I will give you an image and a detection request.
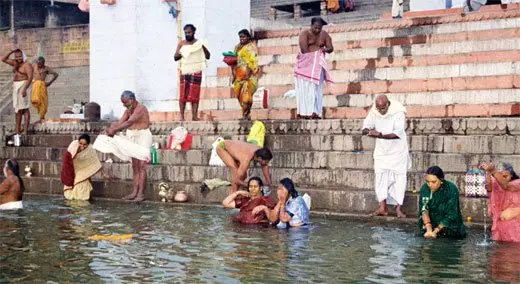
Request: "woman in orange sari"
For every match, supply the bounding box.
[233,29,259,120]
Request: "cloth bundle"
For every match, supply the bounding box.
[465,168,488,198]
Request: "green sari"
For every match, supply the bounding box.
[418,180,466,239]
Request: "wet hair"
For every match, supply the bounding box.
[247,177,264,195]
[254,148,273,161]
[184,24,196,32]
[13,49,22,54]
[311,17,328,26]
[238,29,252,39]
[426,166,445,181]
[5,159,24,192]
[280,178,298,198]
[38,56,45,63]
[78,133,90,145]
[496,162,520,180]
[121,90,136,100]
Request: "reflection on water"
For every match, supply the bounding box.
[0,196,517,283]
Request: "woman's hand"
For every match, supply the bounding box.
[235,190,250,198]
[252,205,267,216]
[480,162,495,172]
[423,231,437,239]
[500,208,520,221]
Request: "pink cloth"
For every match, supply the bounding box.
[294,51,333,85]
[488,177,520,242]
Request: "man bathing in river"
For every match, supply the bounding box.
[0,159,24,210]
[217,140,273,193]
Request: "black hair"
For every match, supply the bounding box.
[426,166,445,180]
[184,24,196,32]
[247,177,264,195]
[79,133,90,145]
[280,178,298,198]
[238,29,252,39]
[498,162,520,180]
[254,148,273,161]
[5,159,24,193]
[311,17,328,26]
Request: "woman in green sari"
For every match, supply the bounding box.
[418,166,466,239]
[233,29,259,120]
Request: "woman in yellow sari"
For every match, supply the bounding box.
[61,134,102,201]
[233,29,259,120]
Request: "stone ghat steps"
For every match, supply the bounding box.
[23,176,488,221]
[6,146,520,173]
[12,159,489,193]
[379,3,520,20]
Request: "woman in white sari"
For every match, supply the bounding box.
[61,134,102,201]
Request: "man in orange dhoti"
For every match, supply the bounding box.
[31,57,59,122]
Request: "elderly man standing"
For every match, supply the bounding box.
[31,56,59,123]
[294,17,333,119]
[362,95,411,218]
[174,24,210,121]
[106,91,152,202]
[2,49,33,135]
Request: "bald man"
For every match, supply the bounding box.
[362,95,411,218]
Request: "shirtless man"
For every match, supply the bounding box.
[295,17,334,119]
[2,49,33,135]
[217,140,273,193]
[107,90,152,202]
[0,159,24,210]
[32,56,59,122]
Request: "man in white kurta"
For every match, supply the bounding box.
[362,95,411,218]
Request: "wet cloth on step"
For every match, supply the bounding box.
[202,178,231,190]
[0,201,23,210]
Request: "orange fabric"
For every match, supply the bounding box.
[100,0,116,5]
[327,0,340,12]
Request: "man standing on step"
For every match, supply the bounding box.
[362,95,411,218]
[106,91,152,202]
[31,56,59,123]
[174,24,210,121]
[294,17,333,119]
[2,49,33,135]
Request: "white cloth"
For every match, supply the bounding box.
[363,99,411,204]
[0,201,23,210]
[93,129,152,162]
[12,80,30,113]
[209,137,226,167]
[179,40,208,75]
[463,0,486,12]
[295,69,324,117]
[392,0,404,17]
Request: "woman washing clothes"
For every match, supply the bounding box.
[253,178,310,228]
[482,162,520,242]
[222,177,275,224]
[0,159,24,210]
[418,166,466,239]
[61,134,102,201]
[233,29,259,120]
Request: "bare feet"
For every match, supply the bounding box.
[122,193,137,200]
[132,194,145,202]
[396,207,407,218]
[370,208,388,216]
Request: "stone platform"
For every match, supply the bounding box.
[1,117,504,222]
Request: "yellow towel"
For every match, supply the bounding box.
[247,121,266,147]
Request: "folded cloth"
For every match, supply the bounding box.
[0,201,23,210]
[13,80,30,113]
[294,51,333,85]
[209,137,226,167]
[247,120,266,147]
[93,129,152,162]
[202,178,231,190]
[179,40,208,75]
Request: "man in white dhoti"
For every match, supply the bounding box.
[462,0,487,14]
[362,95,411,218]
[294,17,334,119]
[2,49,33,135]
[391,0,404,19]
[103,91,152,202]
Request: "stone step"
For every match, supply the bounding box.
[379,3,520,20]
[207,61,520,88]
[7,146,520,173]
[13,159,489,192]
[8,131,520,154]
[217,50,520,77]
[255,27,520,56]
[22,176,488,221]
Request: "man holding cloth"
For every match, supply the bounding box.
[294,17,333,119]
[362,95,411,218]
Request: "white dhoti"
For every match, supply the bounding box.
[93,129,153,162]
[12,80,30,113]
[392,0,404,18]
[375,170,407,205]
[295,69,324,117]
[0,201,23,210]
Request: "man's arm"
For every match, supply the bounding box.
[261,164,271,186]
[323,32,334,53]
[299,31,309,54]
[202,45,210,60]
[22,63,33,97]
[1,50,15,66]
[45,67,59,87]
[107,110,130,136]
[234,162,249,188]
[174,42,183,61]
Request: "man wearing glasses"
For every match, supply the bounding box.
[362,95,411,218]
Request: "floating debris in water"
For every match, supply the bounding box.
[88,234,133,241]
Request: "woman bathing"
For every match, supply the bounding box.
[222,177,275,224]
[0,159,24,210]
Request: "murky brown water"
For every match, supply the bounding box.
[0,195,518,283]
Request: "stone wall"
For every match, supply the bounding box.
[0,25,89,120]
